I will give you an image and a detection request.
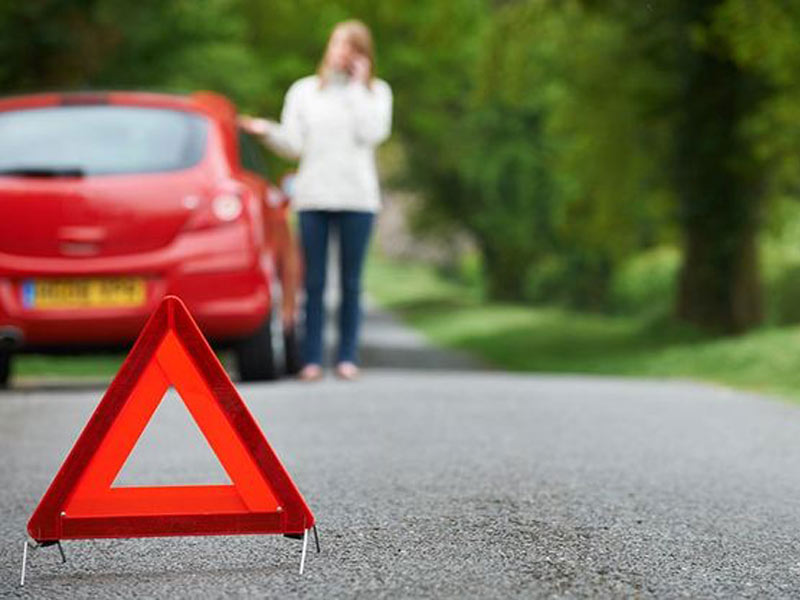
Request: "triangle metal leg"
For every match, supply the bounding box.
[57,541,67,564]
[20,539,29,587]
[312,525,320,554]
[19,537,67,586]
[299,528,309,575]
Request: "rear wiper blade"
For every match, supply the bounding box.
[0,167,85,178]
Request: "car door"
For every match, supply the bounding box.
[236,129,300,326]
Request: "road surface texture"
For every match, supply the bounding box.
[3,303,800,598]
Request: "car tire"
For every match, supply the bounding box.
[283,325,302,376]
[0,350,11,389]
[235,317,277,382]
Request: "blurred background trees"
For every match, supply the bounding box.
[2,0,800,334]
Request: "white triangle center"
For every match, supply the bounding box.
[113,386,232,487]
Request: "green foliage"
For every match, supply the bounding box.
[2,0,800,328]
[768,266,800,326]
[440,0,676,307]
[711,1,800,198]
[458,104,556,300]
[523,252,613,311]
[760,204,800,325]
[611,247,680,317]
[0,0,261,97]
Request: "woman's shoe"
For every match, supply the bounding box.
[298,364,323,382]
[335,362,360,381]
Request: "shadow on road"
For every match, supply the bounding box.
[359,342,479,371]
[333,303,482,371]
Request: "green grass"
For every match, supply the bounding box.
[366,256,800,400]
[14,353,124,379]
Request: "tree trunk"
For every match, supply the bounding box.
[481,244,527,302]
[673,0,765,333]
[677,222,762,333]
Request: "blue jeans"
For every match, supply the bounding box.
[298,210,374,366]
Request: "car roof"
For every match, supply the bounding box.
[0,91,238,122]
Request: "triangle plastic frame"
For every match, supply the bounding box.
[27,296,314,542]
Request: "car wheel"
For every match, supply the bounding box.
[0,350,11,389]
[235,317,277,382]
[283,324,302,376]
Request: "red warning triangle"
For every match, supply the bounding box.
[28,296,314,542]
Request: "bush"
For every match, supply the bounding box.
[762,204,800,325]
[524,253,613,311]
[611,246,680,316]
[768,265,800,325]
[524,255,570,305]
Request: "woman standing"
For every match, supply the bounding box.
[240,20,392,381]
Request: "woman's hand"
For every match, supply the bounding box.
[349,55,371,85]
[238,116,272,137]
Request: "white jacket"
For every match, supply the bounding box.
[262,74,393,213]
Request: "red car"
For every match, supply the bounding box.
[0,91,300,387]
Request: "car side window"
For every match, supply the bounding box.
[237,129,269,177]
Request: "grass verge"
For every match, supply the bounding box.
[366,255,800,400]
[14,353,124,379]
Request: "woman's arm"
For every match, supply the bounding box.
[345,79,393,147]
[269,82,305,159]
[240,82,305,160]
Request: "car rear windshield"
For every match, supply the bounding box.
[0,105,208,176]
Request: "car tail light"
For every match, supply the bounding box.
[184,192,246,231]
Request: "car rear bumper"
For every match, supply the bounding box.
[0,226,274,349]
[0,270,271,349]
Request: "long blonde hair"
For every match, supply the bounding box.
[318,19,375,88]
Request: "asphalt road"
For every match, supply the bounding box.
[3,306,800,598]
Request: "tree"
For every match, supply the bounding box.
[672,0,767,332]
[457,0,673,307]
[579,0,771,331]
[0,0,260,100]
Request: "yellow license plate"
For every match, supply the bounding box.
[23,278,146,309]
